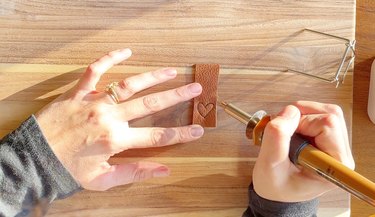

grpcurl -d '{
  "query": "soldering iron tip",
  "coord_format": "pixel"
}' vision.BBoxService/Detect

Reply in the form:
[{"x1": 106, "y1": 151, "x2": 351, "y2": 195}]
[{"x1": 217, "y1": 100, "x2": 228, "y2": 108}]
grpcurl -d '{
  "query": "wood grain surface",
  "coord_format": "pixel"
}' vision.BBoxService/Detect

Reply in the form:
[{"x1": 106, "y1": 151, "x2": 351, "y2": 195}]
[
  {"x1": 0, "y1": 0, "x2": 359, "y2": 216},
  {"x1": 352, "y1": 0, "x2": 375, "y2": 216},
  {"x1": 0, "y1": 64, "x2": 353, "y2": 216}
]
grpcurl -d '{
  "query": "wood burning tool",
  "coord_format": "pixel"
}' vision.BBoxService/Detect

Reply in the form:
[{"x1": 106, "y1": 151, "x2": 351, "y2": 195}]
[{"x1": 219, "y1": 100, "x2": 375, "y2": 206}]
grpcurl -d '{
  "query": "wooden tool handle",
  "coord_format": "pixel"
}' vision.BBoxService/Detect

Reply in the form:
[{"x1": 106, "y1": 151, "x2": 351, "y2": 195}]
[{"x1": 298, "y1": 144, "x2": 375, "y2": 206}]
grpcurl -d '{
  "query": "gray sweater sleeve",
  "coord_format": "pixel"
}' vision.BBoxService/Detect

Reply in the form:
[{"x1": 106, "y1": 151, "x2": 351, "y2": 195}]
[
  {"x1": 242, "y1": 183, "x2": 319, "y2": 217},
  {"x1": 0, "y1": 115, "x2": 81, "y2": 217}
]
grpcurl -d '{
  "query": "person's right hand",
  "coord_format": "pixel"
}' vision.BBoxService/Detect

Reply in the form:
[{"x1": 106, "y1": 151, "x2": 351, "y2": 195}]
[{"x1": 252, "y1": 101, "x2": 355, "y2": 202}]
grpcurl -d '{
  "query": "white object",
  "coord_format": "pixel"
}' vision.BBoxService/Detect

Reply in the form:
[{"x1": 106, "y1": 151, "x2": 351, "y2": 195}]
[{"x1": 368, "y1": 59, "x2": 375, "y2": 124}]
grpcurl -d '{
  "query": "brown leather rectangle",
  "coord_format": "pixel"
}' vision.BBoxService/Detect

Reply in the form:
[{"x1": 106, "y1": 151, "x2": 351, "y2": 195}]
[{"x1": 193, "y1": 64, "x2": 219, "y2": 127}]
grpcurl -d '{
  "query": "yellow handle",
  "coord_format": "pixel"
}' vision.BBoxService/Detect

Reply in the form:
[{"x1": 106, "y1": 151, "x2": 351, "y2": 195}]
[
  {"x1": 299, "y1": 145, "x2": 375, "y2": 206},
  {"x1": 251, "y1": 115, "x2": 375, "y2": 207}
]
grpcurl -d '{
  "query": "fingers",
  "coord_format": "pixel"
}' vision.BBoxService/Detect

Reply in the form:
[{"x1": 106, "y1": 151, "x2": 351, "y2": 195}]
[
  {"x1": 294, "y1": 101, "x2": 354, "y2": 168},
  {"x1": 90, "y1": 162, "x2": 170, "y2": 191},
  {"x1": 294, "y1": 101, "x2": 344, "y2": 117},
  {"x1": 111, "y1": 68, "x2": 178, "y2": 102},
  {"x1": 294, "y1": 100, "x2": 349, "y2": 148},
  {"x1": 77, "y1": 49, "x2": 132, "y2": 91},
  {"x1": 298, "y1": 114, "x2": 355, "y2": 169},
  {"x1": 258, "y1": 105, "x2": 301, "y2": 166},
  {"x1": 111, "y1": 125, "x2": 204, "y2": 151},
  {"x1": 118, "y1": 83, "x2": 202, "y2": 120}
]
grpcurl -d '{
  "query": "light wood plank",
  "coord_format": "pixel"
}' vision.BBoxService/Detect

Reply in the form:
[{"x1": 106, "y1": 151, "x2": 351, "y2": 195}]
[
  {"x1": 0, "y1": 0, "x2": 356, "y2": 215},
  {"x1": 351, "y1": 0, "x2": 375, "y2": 215},
  {"x1": 0, "y1": 1, "x2": 355, "y2": 66},
  {"x1": 0, "y1": 66, "x2": 353, "y2": 158},
  {"x1": 46, "y1": 207, "x2": 351, "y2": 217},
  {"x1": 0, "y1": 64, "x2": 352, "y2": 216},
  {"x1": 45, "y1": 158, "x2": 348, "y2": 216}
]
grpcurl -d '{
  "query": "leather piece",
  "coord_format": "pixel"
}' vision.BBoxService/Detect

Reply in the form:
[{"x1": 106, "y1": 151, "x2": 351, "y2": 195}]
[{"x1": 193, "y1": 64, "x2": 219, "y2": 127}]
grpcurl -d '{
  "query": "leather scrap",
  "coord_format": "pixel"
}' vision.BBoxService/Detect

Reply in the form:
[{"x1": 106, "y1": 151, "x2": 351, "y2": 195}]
[{"x1": 193, "y1": 64, "x2": 219, "y2": 127}]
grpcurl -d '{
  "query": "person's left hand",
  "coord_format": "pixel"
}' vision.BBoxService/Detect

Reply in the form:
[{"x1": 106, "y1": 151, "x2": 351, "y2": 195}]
[{"x1": 35, "y1": 48, "x2": 204, "y2": 191}]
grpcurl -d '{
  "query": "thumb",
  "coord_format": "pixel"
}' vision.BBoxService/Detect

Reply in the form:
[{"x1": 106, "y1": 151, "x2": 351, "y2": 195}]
[
  {"x1": 258, "y1": 105, "x2": 301, "y2": 167},
  {"x1": 87, "y1": 162, "x2": 170, "y2": 191}
]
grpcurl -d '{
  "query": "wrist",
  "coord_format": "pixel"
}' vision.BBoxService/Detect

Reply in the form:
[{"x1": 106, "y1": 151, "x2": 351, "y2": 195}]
[{"x1": 248, "y1": 182, "x2": 319, "y2": 216}]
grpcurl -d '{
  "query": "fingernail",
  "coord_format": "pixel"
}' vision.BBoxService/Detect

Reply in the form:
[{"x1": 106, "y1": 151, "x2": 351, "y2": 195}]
[
  {"x1": 153, "y1": 167, "x2": 170, "y2": 177},
  {"x1": 188, "y1": 83, "x2": 202, "y2": 93},
  {"x1": 163, "y1": 68, "x2": 177, "y2": 76},
  {"x1": 119, "y1": 48, "x2": 132, "y2": 57},
  {"x1": 279, "y1": 106, "x2": 299, "y2": 119},
  {"x1": 120, "y1": 48, "x2": 131, "y2": 53},
  {"x1": 190, "y1": 125, "x2": 204, "y2": 137}
]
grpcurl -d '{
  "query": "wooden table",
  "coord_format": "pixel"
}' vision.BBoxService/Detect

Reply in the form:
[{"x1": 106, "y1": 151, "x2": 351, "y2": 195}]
[
  {"x1": 352, "y1": 0, "x2": 375, "y2": 216},
  {"x1": 0, "y1": 1, "x2": 359, "y2": 216}
]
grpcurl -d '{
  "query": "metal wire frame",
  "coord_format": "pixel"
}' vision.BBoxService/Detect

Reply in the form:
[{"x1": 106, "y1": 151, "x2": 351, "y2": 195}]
[{"x1": 287, "y1": 29, "x2": 356, "y2": 88}]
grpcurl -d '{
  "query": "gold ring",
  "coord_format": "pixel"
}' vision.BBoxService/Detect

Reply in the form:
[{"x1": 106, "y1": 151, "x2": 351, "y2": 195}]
[{"x1": 105, "y1": 81, "x2": 120, "y2": 103}]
